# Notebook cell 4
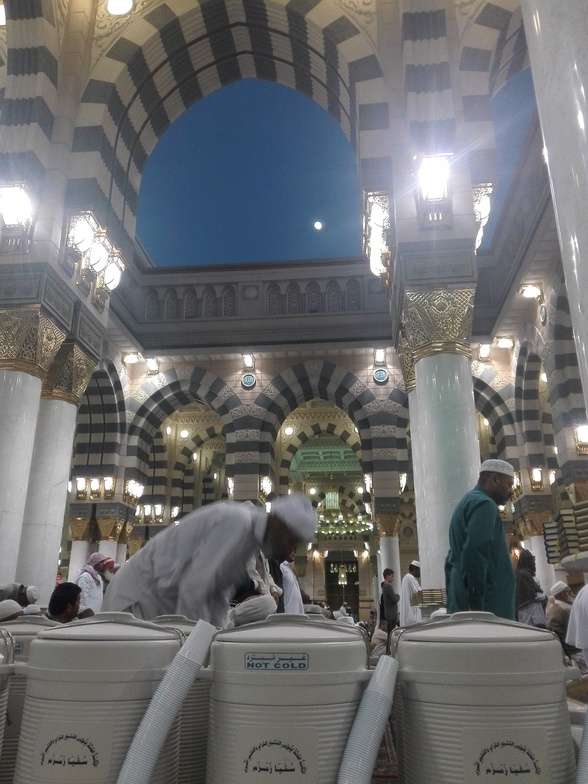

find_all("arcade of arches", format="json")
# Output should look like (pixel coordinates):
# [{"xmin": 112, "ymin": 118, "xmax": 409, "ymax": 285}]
[{"xmin": 1, "ymin": 0, "xmax": 588, "ymax": 614}]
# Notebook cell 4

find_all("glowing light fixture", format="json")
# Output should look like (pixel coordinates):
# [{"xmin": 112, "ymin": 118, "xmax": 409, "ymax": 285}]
[
  {"xmin": 399, "ymin": 473, "xmax": 407, "ymax": 493},
  {"xmin": 495, "ymin": 337, "xmax": 514, "ymax": 349},
  {"xmin": 418, "ymin": 155, "xmax": 450, "ymax": 201},
  {"xmin": 243, "ymin": 354, "xmax": 255, "ymax": 369},
  {"xmin": 309, "ymin": 487, "xmax": 317, "ymax": 495},
  {"xmin": 165, "ymin": 425, "xmax": 172, "ymax": 436},
  {"xmin": 519, "ymin": 284, "xmax": 542, "ymax": 300},
  {"xmin": 574, "ymin": 425, "xmax": 588, "ymax": 455},
  {"xmin": 0, "ymin": 185, "xmax": 34, "ymax": 228},
  {"xmin": 374, "ymin": 348, "xmax": 386, "ymax": 366},
  {"xmin": 107, "ymin": 0, "xmax": 133, "ymax": 14},
  {"xmin": 145, "ymin": 357, "xmax": 159, "ymax": 374},
  {"xmin": 284, "ymin": 426, "xmax": 294, "ymax": 436},
  {"xmin": 530, "ymin": 467, "xmax": 544, "ymax": 492},
  {"xmin": 474, "ymin": 183, "xmax": 493, "ymax": 250},
  {"xmin": 478, "ymin": 344, "xmax": 491, "ymax": 361},
  {"xmin": 0, "ymin": 5, "xmax": 5, "ymax": 26},
  {"xmin": 179, "ymin": 429, "xmax": 190, "ymax": 439},
  {"xmin": 123, "ymin": 353, "xmax": 140, "ymax": 365}
]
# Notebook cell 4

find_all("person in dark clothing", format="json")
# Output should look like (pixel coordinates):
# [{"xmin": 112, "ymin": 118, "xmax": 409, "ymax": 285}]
[
  {"xmin": 382, "ymin": 568, "xmax": 400, "ymax": 633},
  {"xmin": 515, "ymin": 548, "xmax": 547, "ymax": 627}
]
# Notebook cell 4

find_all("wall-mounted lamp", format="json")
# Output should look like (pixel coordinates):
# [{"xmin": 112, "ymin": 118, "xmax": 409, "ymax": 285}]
[
  {"xmin": 123, "ymin": 479, "xmax": 145, "ymax": 505},
  {"xmin": 259, "ymin": 476, "xmax": 273, "ymax": 500},
  {"xmin": 574, "ymin": 425, "xmax": 588, "ymax": 455},
  {"xmin": 374, "ymin": 348, "xmax": 386, "ymax": 366},
  {"xmin": 495, "ymin": 337, "xmax": 514, "ymax": 349},
  {"xmin": 284, "ymin": 426, "xmax": 294, "ymax": 436},
  {"xmin": 399, "ymin": 472, "xmax": 408, "ymax": 493},
  {"xmin": 519, "ymin": 284, "xmax": 543, "ymax": 300},
  {"xmin": 123, "ymin": 352, "xmax": 141, "ymax": 366},
  {"xmin": 75, "ymin": 477, "xmax": 88, "ymax": 500},
  {"xmin": 243, "ymin": 354, "xmax": 255, "ymax": 369},
  {"xmin": 0, "ymin": 184, "xmax": 35, "ymax": 250},
  {"xmin": 415, "ymin": 154, "xmax": 452, "ymax": 229},
  {"xmin": 179, "ymin": 428, "xmax": 190, "ymax": 439},
  {"xmin": 529, "ymin": 467, "xmax": 544, "ymax": 492},
  {"xmin": 62, "ymin": 211, "xmax": 126, "ymax": 307},
  {"xmin": 512, "ymin": 470, "xmax": 522, "ymax": 498},
  {"xmin": 478, "ymin": 344, "xmax": 491, "ymax": 361},
  {"xmin": 145, "ymin": 357, "xmax": 159, "ymax": 375}
]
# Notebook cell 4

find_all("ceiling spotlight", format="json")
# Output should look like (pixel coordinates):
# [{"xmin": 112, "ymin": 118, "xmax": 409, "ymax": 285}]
[
  {"xmin": 242, "ymin": 354, "xmax": 255, "ymax": 369},
  {"xmin": 123, "ymin": 352, "xmax": 140, "ymax": 365},
  {"xmin": 374, "ymin": 348, "xmax": 386, "ymax": 366},
  {"xmin": 179, "ymin": 429, "xmax": 189, "ymax": 439},
  {"xmin": 284, "ymin": 426, "xmax": 294, "ymax": 436},
  {"xmin": 478, "ymin": 344, "xmax": 491, "ymax": 361},
  {"xmin": 107, "ymin": 0, "xmax": 133, "ymax": 14}
]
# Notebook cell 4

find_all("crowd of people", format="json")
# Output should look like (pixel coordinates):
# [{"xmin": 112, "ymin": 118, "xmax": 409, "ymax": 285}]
[{"xmin": 1, "ymin": 467, "xmax": 586, "ymax": 673}]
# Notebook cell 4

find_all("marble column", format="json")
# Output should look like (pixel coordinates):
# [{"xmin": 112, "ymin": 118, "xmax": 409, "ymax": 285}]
[
  {"xmin": 16, "ymin": 341, "xmax": 96, "ymax": 603},
  {"xmin": 520, "ymin": 0, "xmax": 588, "ymax": 410},
  {"xmin": 68, "ymin": 515, "xmax": 91, "ymax": 583},
  {"xmin": 0, "ymin": 308, "xmax": 66, "ymax": 580},
  {"xmin": 377, "ymin": 515, "xmax": 401, "ymax": 595},
  {"xmin": 16, "ymin": 397, "xmax": 78, "ymax": 605},
  {"xmin": 521, "ymin": 510, "xmax": 557, "ymax": 596},
  {"xmin": 404, "ymin": 290, "xmax": 480, "ymax": 598}
]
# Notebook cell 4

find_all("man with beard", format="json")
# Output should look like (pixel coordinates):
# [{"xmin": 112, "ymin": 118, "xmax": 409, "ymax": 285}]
[{"xmin": 445, "ymin": 459, "xmax": 516, "ymax": 620}]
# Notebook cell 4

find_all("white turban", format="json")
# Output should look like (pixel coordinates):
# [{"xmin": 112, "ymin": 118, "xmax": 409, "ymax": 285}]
[
  {"xmin": 0, "ymin": 599, "xmax": 23, "ymax": 622},
  {"xmin": 26, "ymin": 585, "xmax": 40, "ymax": 604},
  {"xmin": 270, "ymin": 493, "xmax": 317, "ymax": 541},
  {"xmin": 550, "ymin": 581, "xmax": 569, "ymax": 597}
]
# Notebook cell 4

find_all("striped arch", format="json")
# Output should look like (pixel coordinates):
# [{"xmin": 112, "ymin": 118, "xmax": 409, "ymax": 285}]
[
  {"xmin": 514, "ymin": 334, "xmax": 547, "ymax": 468},
  {"xmin": 170, "ymin": 424, "xmax": 225, "ymax": 507},
  {"xmin": 472, "ymin": 373, "xmax": 519, "ymax": 468},
  {"xmin": 142, "ymin": 429, "xmax": 167, "ymax": 505},
  {"xmin": 277, "ymin": 421, "xmax": 362, "ymax": 493},
  {"xmin": 0, "ymin": 0, "xmax": 63, "ymax": 192},
  {"xmin": 72, "ymin": 360, "xmax": 126, "ymax": 475},
  {"xmin": 68, "ymin": 0, "xmax": 389, "ymax": 256},
  {"xmin": 125, "ymin": 366, "xmax": 241, "ymax": 482}
]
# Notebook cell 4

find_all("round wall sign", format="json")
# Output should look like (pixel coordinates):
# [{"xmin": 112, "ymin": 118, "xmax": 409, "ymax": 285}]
[
  {"xmin": 539, "ymin": 303, "xmax": 547, "ymax": 325},
  {"xmin": 241, "ymin": 373, "xmax": 256, "ymax": 389},
  {"xmin": 373, "ymin": 368, "xmax": 389, "ymax": 384}
]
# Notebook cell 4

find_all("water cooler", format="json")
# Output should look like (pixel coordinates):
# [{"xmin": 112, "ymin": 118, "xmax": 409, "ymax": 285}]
[
  {"xmin": 0, "ymin": 629, "xmax": 14, "ymax": 771},
  {"xmin": 205, "ymin": 614, "xmax": 371, "ymax": 783},
  {"xmin": 13, "ymin": 612, "xmax": 183, "ymax": 784},
  {"xmin": 153, "ymin": 614, "xmax": 210, "ymax": 784},
  {"xmin": 0, "ymin": 616, "xmax": 59, "ymax": 784},
  {"xmin": 391, "ymin": 612, "xmax": 576, "ymax": 783}
]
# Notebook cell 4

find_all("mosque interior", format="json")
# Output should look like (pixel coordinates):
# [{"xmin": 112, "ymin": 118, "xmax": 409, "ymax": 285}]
[{"xmin": 0, "ymin": 0, "xmax": 587, "ymax": 618}]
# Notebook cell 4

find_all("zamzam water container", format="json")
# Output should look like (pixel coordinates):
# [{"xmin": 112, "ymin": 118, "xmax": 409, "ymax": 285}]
[
  {"xmin": 206, "ymin": 614, "xmax": 371, "ymax": 783},
  {"xmin": 153, "ymin": 615, "xmax": 211, "ymax": 784},
  {"xmin": 13, "ymin": 612, "xmax": 183, "ymax": 784},
  {"xmin": 0, "ymin": 616, "xmax": 59, "ymax": 784},
  {"xmin": 0, "ymin": 629, "xmax": 15, "ymax": 770},
  {"xmin": 391, "ymin": 611, "xmax": 576, "ymax": 783}
]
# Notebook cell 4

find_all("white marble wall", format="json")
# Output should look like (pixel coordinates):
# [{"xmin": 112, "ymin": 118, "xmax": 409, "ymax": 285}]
[
  {"xmin": 379, "ymin": 533, "xmax": 401, "ymax": 594},
  {"xmin": 68, "ymin": 540, "xmax": 91, "ymax": 584},
  {"xmin": 413, "ymin": 353, "xmax": 481, "ymax": 590},
  {"xmin": 521, "ymin": 0, "xmax": 588, "ymax": 412},
  {"xmin": 0, "ymin": 370, "xmax": 42, "ymax": 580},
  {"xmin": 16, "ymin": 397, "xmax": 78, "ymax": 605}
]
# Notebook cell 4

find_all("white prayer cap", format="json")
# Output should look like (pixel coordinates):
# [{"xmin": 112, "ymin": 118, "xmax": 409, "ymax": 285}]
[
  {"xmin": 410, "ymin": 560, "xmax": 421, "ymax": 568},
  {"xmin": 23, "ymin": 604, "xmax": 42, "ymax": 615},
  {"xmin": 550, "ymin": 581, "xmax": 570, "ymax": 596},
  {"xmin": 26, "ymin": 585, "xmax": 39, "ymax": 603},
  {"xmin": 270, "ymin": 493, "xmax": 317, "ymax": 541},
  {"xmin": 479, "ymin": 459, "xmax": 515, "ymax": 478},
  {"xmin": 0, "ymin": 599, "xmax": 23, "ymax": 621}
]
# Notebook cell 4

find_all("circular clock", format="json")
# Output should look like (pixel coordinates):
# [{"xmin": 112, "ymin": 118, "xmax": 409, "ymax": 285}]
[
  {"xmin": 373, "ymin": 368, "xmax": 389, "ymax": 384},
  {"xmin": 539, "ymin": 303, "xmax": 547, "ymax": 325},
  {"xmin": 241, "ymin": 373, "xmax": 256, "ymax": 389}
]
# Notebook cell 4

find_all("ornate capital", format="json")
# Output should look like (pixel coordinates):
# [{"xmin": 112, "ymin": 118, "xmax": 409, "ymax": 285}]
[
  {"xmin": 42, "ymin": 341, "xmax": 97, "ymax": 406},
  {"xmin": 69, "ymin": 516, "xmax": 89, "ymax": 541},
  {"xmin": 520, "ymin": 509, "xmax": 553, "ymax": 538},
  {"xmin": 376, "ymin": 512, "xmax": 400, "ymax": 537},
  {"xmin": 403, "ymin": 289, "xmax": 475, "ymax": 362},
  {"xmin": 0, "ymin": 306, "xmax": 67, "ymax": 380},
  {"xmin": 96, "ymin": 516, "xmax": 125, "ymax": 541},
  {"xmin": 398, "ymin": 332, "xmax": 415, "ymax": 393}
]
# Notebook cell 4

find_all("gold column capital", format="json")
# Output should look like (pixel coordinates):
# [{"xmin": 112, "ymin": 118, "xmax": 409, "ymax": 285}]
[
  {"xmin": 96, "ymin": 516, "xmax": 125, "ymax": 541},
  {"xmin": 42, "ymin": 342, "xmax": 97, "ymax": 406},
  {"xmin": 519, "ymin": 509, "xmax": 553, "ymax": 538},
  {"xmin": 399, "ymin": 332, "xmax": 416, "ymax": 393},
  {"xmin": 69, "ymin": 516, "xmax": 89, "ymax": 541},
  {"xmin": 376, "ymin": 513, "xmax": 400, "ymax": 537},
  {"xmin": 403, "ymin": 288, "xmax": 475, "ymax": 362},
  {"xmin": 0, "ymin": 306, "xmax": 67, "ymax": 381}
]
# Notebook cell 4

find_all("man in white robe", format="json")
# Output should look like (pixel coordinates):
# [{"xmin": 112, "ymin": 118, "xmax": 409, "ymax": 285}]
[
  {"xmin": 566, "ymin": 584, "xmax": 588, "ymax": 664},
  {"xmin": 400, "ymin": 560, "xmax": 422, "ymax": 627},
  {"xmin": 103, "ymin": 494, "xmax": 316, "ymax": 626},
  {"xmin": 280, "ymin": 550, "xmax": 304, "ymax": 614}
]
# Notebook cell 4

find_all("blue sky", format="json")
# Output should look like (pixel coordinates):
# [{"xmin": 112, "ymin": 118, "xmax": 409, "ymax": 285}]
[{"xmin": 135, "ymin": 78, "xmax": 363, "ymax": 268}]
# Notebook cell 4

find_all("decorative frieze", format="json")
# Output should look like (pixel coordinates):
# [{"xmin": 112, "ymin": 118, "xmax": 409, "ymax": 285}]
[{"xmin": 42, "ymin": 341, "xmax": 97, "ymax": 406}]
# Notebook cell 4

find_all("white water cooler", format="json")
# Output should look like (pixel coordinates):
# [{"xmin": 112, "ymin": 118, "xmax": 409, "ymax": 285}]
[
  {"xmin": 153, "ymin": 614, "xmax": 211, "ymax": 784},
  {"xmin": 206, "ymin": 614, "xmax": 371, "ymax": 783},
  {"xmin": 13, "ymin": 612, "xmax": 183, "ymax": 783},
  {"xmin": 0, "ymin": 629, "xmax": 15, "ymax": 771},
  {"xmin": 391, "ymin": 612, "xmax": 576, "ymax": 783},
  {"xmin": 0, "ymin": 616, "xmax": 59, "ymax": 784}
]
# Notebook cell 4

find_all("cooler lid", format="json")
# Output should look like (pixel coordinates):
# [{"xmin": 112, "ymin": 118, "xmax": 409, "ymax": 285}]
[
  {"xmin": 37, "ymin": 612, "xmax": 181, "ymax": 642},
  {"xmin": 398, "ymin": 612, "xmax": 554, "ymax": 644},
  {"xmin": 216, "ymin": 613, "xmax": 365, "ymax": 644}
]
